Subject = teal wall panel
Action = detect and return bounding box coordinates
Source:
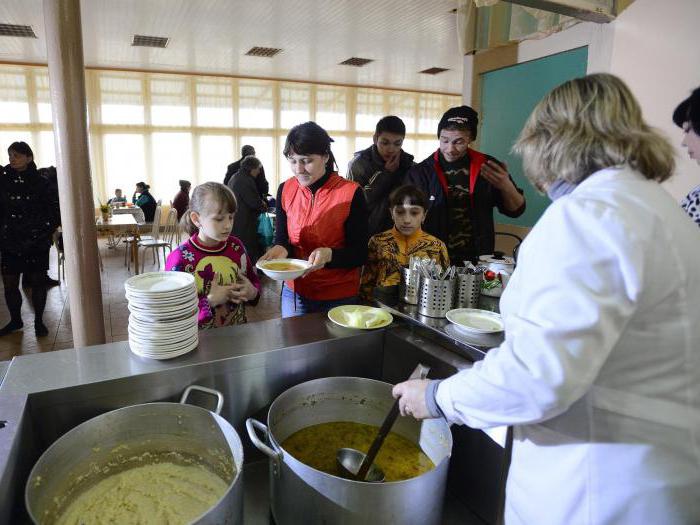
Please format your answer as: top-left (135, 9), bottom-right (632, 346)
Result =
top-left (479, 46), bottom-right (588, 227)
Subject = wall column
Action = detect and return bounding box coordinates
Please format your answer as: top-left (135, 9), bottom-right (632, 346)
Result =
top-left (43, 0), bottom-right (106, 347)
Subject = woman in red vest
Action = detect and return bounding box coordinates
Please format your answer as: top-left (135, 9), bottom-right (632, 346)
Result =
top-left (259, 122), bottom-right (369, 317)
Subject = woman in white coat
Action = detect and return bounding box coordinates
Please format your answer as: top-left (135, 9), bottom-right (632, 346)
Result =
top-left (394, 74), bottom-right (700, 524)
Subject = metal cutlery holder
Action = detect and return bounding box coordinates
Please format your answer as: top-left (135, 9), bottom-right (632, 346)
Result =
top-left (418, 277), bottom-right (455, 318)
top-left (400, 267), bottom-right (422, 305)
top-left (456, 273), bottom-right (483, 308)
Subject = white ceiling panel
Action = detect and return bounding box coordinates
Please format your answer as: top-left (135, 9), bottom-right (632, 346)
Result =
top-left (0, 0), bottom-right (463, 94)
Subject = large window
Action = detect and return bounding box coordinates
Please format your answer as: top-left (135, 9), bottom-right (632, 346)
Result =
top-left (0, 64), bottom-right (460, 202)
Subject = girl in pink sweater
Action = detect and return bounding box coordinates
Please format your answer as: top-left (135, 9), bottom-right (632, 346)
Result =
top-left (166, 182), bottom-right (260, 329)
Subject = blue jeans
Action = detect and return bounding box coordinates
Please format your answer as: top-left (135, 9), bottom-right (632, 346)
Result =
top-left (281, 284), bottom-right (358, 318)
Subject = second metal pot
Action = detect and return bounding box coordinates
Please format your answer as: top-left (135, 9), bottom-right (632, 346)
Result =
top-left (247, 376), bottom-right (452, 525)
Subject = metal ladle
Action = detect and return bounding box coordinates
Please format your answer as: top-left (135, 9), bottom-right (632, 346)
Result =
top-left (336, 363), bottom-right (430, 483)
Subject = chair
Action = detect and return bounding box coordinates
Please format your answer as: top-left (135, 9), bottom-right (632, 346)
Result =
top-left (124, 205), bottom-right (161, 271)
top-left (139, 207), bottom-right (178, 272)
top-left (53, 229), bottom-right (65, 281)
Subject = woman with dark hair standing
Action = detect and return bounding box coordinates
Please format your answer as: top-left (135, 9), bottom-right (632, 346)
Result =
top-left (259, 122), bottom-right (369, 317)
top-left (228, 155), bottom-right (266, 264)
top-left (132, 181), bottom-right (157, 222)
top-left (0, 142), bottom-right (60, 336)
top-left (673, 86), bottom-right (700, 225)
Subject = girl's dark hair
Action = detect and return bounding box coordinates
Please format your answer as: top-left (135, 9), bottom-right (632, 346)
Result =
top-left (178, 179), bottom-right (191, 191)
top-left (136, 181), bottom-right (150, 191)
top-left (673, 87), bottom-right (700, 134)
top-left (8, 141), bottom-right (34, 158)
top-left (283, 121), bottom-right (337, 174)
top-left (181, 182), bottom-right (237, 235)
top-left (239, 155), bottom-right (262, 177)
top-left (376, 116), bottom-right (406, 136)
top-left (388, 184), bottom-right (428, 210)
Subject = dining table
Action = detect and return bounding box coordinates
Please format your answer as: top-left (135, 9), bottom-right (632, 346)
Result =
top-left (96, 214), bottom-right (141, 274)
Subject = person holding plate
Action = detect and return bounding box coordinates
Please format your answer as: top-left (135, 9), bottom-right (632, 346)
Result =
top-left (259, 121), bottom-right (369, 317)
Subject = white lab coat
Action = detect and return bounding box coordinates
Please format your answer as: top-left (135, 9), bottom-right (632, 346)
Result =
top-left (436, 167), bottom-right (700, 524)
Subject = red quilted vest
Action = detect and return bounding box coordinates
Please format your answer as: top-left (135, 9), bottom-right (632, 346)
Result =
top-left (281, 174), bottom-right (360, 300)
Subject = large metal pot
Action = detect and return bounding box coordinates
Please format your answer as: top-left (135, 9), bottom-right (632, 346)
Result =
top-left (25, 386), bottom-right (244, 524)
top-left (247, 376), bottom-right (452, 525)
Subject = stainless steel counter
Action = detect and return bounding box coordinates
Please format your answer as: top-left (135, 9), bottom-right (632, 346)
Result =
top-left (0, 313), bottom-right (504, 524)
top-left (376, 301), bottom-right (504, 361)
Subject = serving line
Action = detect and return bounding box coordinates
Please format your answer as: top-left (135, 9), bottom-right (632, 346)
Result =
top-left (0, 313), bottom-right (507, 524)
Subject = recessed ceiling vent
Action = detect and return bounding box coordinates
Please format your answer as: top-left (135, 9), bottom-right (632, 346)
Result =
top-left (132, 34), bottom-right (169, 48)
top-left (420, 67), bottom-right (450, 75)
top-left (246, 46), bottom-right (283, 57)
top-left (0, 24), bottom-right (36, 38)
top-left (339, 57), bottom-right (374, 67)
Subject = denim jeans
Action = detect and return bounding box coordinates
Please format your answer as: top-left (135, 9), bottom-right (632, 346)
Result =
top-left (281, 284), bottom-right (358, 318)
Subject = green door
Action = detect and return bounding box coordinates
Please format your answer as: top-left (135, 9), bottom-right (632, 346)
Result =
top-left (479, 46), bottom-right (588, 227)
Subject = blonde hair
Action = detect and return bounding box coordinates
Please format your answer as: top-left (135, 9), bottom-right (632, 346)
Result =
top-left (181, 182), bottom-right (237, 235)
top-left (513, 73), bottom-right (675, 192)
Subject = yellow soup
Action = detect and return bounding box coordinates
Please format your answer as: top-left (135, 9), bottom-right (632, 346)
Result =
top-left (265, 262), bottom-right (303, 271)
top-left (281, 421), bottom-right (434, 482)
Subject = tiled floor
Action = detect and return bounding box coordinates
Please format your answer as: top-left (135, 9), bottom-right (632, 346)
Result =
top-left (0, 238), bottom-right (283, 361)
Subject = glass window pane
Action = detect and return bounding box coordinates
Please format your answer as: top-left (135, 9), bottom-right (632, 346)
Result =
top-left (150, 78), bottom-right (191, 126)
top-left (316, 87), bottom-right (347, 131)
top-left (103, 134), bottom-right (147, 201)
top-left (415, 139), bottom-right (437, 162)
top-left (100, 75), bottom-right (145, 125)
top-left (196, 80), bottom-right (234, 127)
top-left (330, 136), bottom-right (350, 177)
top-left (199, 135), bottom-right (233, 184)
top-left (38, 131), bottom-right (56, 168)
top-left (280, 84), bottom-right (310, 129)
top-left (355, 89), bottom-right (385, 132)
top-left (35, 71), bottom-right (52, 124)
top-left (152, 133), bottom-right (193, 201)
top-left (0, 69), bottom-right (30, 123)
top-left (239, 81), bottom-right (273, 128)
top-left (387, 94), bottom-right (417, 134)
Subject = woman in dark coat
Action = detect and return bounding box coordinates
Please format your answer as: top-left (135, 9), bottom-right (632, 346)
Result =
top-left (132, 182), bottom-right (157, 222)
top-left (228, 156), bottom-right (266, 263)
top-left (0, 142), bottom-right (60, 336)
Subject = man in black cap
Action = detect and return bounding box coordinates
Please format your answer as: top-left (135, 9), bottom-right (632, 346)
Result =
top-left (405, 105), bottom-right (525, 263)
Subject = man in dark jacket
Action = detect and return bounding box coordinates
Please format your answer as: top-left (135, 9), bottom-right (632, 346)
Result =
top-left (225, 145), bottom-right (269, 200)
top-left (347, 116), bottom-right (414, 236)
top-left (405, 105), bottom-right (525, 263)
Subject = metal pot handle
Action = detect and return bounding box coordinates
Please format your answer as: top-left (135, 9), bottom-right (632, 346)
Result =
top-left (246, 418), bottom-right (282, 477)
top-left (180, 385), bottom-right (224, 415)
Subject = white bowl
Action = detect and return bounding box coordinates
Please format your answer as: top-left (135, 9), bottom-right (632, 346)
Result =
top-left (256, 258), bottom-right (312, 281)
top-left (446, 308), bottom-right (504, 335)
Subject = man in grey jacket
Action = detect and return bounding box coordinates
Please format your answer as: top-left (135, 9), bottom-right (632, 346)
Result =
top-left (347, 116), bottom-right (414, 236)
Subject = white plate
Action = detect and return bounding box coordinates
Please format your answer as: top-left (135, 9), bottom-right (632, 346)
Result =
top-left (327, 305), bottom-right (393, 330)
top-left (128, 320), bottom-right (198, 341)
top-left (446, 308), bottom-right (504, 335)
top-left (127, 299), bottom-right (198, 314)
top-left (125, 290), bottom-right (197, 305)
top-left (129, 331), bottom-right (198, 349)
top-left (128, 326), bottom-right (198, 347)
top-left (125, 272), bottom-right (195, 294)
top-left (129, 338), bottom-right (198, 360)
top-left (256, 259), bottom-right (311, 281)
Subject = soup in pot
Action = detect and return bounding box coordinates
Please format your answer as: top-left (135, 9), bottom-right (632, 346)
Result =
top-left (54, 460), bottom-right (229, 525)
top-left (281, 421), bottom-right (434, 481)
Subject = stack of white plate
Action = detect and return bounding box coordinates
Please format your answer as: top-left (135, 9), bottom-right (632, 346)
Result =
top-left (124, 272), bottom-right (199, 359)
